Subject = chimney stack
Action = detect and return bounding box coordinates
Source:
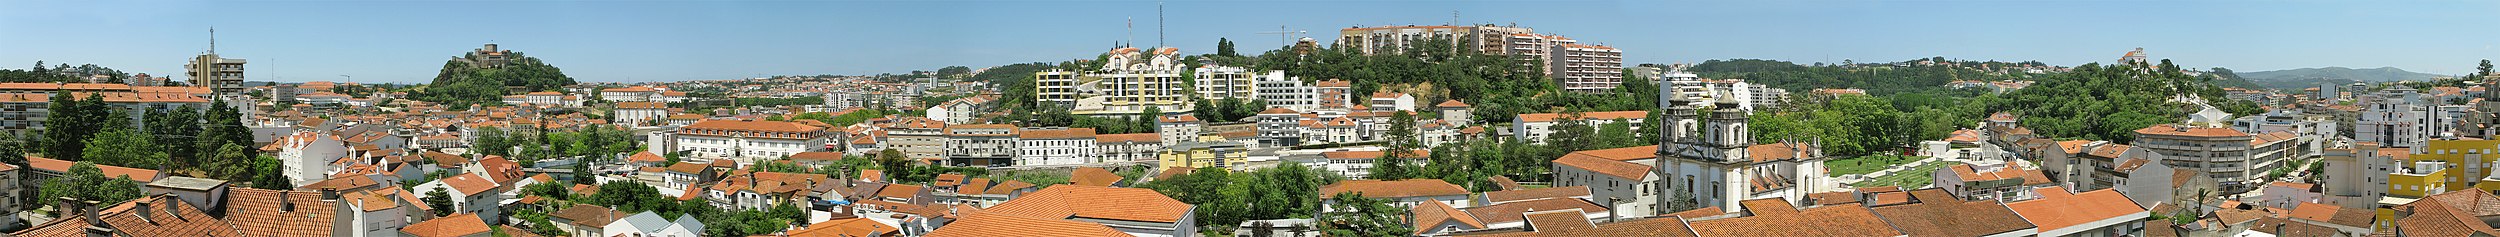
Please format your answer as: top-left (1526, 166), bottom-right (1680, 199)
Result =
top-left (134, 200), bottom-right (153, 222)
top-left (81, 200), bottom-right (101, 227)
top-left (280, 191), bottom-right (295, 212)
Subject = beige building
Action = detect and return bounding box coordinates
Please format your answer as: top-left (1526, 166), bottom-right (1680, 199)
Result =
top-left (1549, 43), bottom-right (1626, 93)
top-left (186, 53), bottom-right (247, 95)
top-left (1031, 47), bottom-right (1190, 116)
top-left (2132, 124), bottom-right (2295, 192)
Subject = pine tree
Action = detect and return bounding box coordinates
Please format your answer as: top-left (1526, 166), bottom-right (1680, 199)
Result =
top-left (43, 91), bottom-right (88, 160)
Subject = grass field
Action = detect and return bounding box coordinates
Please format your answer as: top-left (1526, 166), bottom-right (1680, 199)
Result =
top-left (1825, 155), bottom-right (1929, 177)
top-left (1852, 160), bottom-right (1965, 188)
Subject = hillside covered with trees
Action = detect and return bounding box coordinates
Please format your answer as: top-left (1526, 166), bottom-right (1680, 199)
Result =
top-left (412, 51), bottom-right (577, 108)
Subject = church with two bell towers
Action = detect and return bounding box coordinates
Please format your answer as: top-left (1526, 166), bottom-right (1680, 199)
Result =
top-left (1651, 93), bottom-right (1834, 215)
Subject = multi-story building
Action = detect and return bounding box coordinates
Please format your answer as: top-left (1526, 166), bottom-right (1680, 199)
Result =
top-left (2132, 123), bottom-right (2291, 192)
top-left (1651, 97), bottom-right (1831, 215)
top-left (943, 124), bottom-right (1019, 167)
top-left (673, 119), bottom-right (831, 165)
top-left (615, 102), bottom-right (669, 127)
top-left (1366, 92), bottom-right (1414, 112)
top-left (1254, 107), bottom-right (1304, 147)
top-left (1315, 79), bottom-right (1353, 110)
top-left (1336, 25), bottom-right (1479, 56)
top-left (2319, 143), bottom-right (2396, 209)
top-left (600, 86), bottom-right (660, 102)
top-left (1157, 115), bottom-right (1203, 145)
top-left (1291, 150), bottom-right (1429, 179)
top-left (0, 84), bottom-right (212, 134)
top-left (1033, 70), bottom-right (1081, 108)
top-left (1549, 43), bottom-right (1625, 93)
top-left (2387, 140), bottom-right (2500, 199)
top-left (0, 162), bottom-right (16, 230)
top-left (1016, 127), bottom-right (1099, 167)
top-left (887, 117), bottom-right (949, 162)
top-left (1250, 70), bottom-right (1317, 111)
top-left (1031, 47), bottom-right (1190, 116)
top-left (1194, 65), bottom-right (1256, 100)
top-left (2358, 88), bottom-right (2431, 147)
top-left (187, 53), bottom-right (247, 95)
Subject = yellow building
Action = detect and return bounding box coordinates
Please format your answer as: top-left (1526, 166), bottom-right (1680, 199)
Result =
top-left (1158, 140), bottom-right (1248, 170)
top-left (2387, 139), bottom-right (2500, 198)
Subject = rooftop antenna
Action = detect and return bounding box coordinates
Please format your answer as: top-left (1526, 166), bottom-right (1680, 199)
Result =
top-left (207, 27), bottom-right (217, 54)
top-left (1157, 1), bottom-right (1165, 48)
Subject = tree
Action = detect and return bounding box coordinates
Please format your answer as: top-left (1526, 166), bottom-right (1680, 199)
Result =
top-left (1318, 193), bottom-right (1411, 237)
top-left (0, 132), bottom-right (25, 167)
top-left (145, 105), bottom-right (203, 166)
top-left (2480, 59), bottom-right (2494, 78)
top-left (424, 187), bottom-right (456, 217)
top-left (875, 149), bottom-right (909, 178)
top-left (250, 154), bottom-right (293, 190)
top-left (43, 91), bottom-right (93, 160)
top-left (40, 162), bottom-right (145, 212)
top-left (1216, 38), bottom-right (1239, 57)
top-left (83, 129), bottom-right (169, 169)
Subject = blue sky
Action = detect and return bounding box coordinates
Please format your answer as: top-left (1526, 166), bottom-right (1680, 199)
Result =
top-left (1, 0), bottom-right (2494, 84)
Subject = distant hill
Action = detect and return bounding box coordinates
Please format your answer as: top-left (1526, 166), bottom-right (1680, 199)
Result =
top-left (2241, 67), bottom-right (2444, 88)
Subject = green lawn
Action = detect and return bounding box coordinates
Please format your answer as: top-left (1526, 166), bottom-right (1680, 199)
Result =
top-left (1852, 160), bottom-right (1966, 188)
top-left (1825, 155), bottom-right (1929, 177)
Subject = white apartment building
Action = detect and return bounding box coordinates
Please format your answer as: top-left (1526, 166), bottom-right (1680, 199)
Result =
top-left (1097, 133), bottom-right (1163, 163)
top-left (615, 102), bottom-right (669, 127)
top-left (2134, 123), bottom-right (2290, 192)
top-left (1016, 128), bottom-right (1099, 167)
top-left (1367, 92), bottom-right (1415, 112)
top-left (2358, 88), bottom-right (2431, 147)
top-left (944, 124), bottom-right (1020, 167)
top-left (1157, 115), bottom-right (1203, 145)
top-left (274, 131), bottom-right (349, 186)
top-left (1549, 43), bottom-right (1625, 93)
top-left (1195, 65), bottom-right (1256, 100)
top-left (1250, 70), bottom-right (1318, 111)
top-left (1255, 107), bottom-right (1305, 147)
top-left (673, 119), bottom-right (831, 165)
top-left (600, 86), bottom-right (661, 102)
top-left (1290, 150), bottom-right (1430, 180)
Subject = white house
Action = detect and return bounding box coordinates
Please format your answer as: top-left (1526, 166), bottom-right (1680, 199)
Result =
top-left (614, 102), bottom-right (670, 127)
top-left (1319, 179), bottom-right (1471, 212)
top-left (412, 173), bottom-right (504, 225)
top-left (273, 131), bottom-right (349, 185)
top-left (1017, 128), bottom-right (1099, 167)
top-left (673, 119), bottom-right (831, 165)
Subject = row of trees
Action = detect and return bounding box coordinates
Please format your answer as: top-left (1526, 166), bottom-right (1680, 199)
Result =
top-left (470, 124), bottom-right (639, 166)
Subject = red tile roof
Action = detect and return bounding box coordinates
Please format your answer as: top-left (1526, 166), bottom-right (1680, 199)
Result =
top-left (12, 195), bottom-right (245, 237)
top-left (1463, 198), bottom-right (1608, 225)
top-left (1483, 186), bottom-right (1593, 204)
top-left (402, 213), bottom-right (492, 237)
top-left (26, 156), bottom-right (163, 182)
top-left (1553, 153), bottom-right (1652, 180)
top-left (225, 188), bottom-right (339, 236)
top-left (1870, 189), bottom-right (2037, 236)
top-left (790, 217), bottom-right (901, 237)
top-left (1413, 200), bottom-right (1485, 235)
top-left (1689, 198), bottom-right (1902, 237)
top-left (925, 213), bottom-right (1136, 237)
top-left (2134, 124), bottom-right (2251, 138)
top-left (978, 185), bottom-right (1193, 223)
top-left (2007, 187), bottom-right (2147, 232)
top-left (1069, 167), bottom-right (1124, 187)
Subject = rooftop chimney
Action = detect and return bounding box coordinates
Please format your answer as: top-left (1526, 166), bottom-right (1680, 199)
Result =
top-left (280, 191), bottom-right (295, 212)
top-left (134, 200), bottom-right (153, 223)
top-left (322, 188), bottom-right (341, 201)
top-left (81, 200), bottom-right (101, 227)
